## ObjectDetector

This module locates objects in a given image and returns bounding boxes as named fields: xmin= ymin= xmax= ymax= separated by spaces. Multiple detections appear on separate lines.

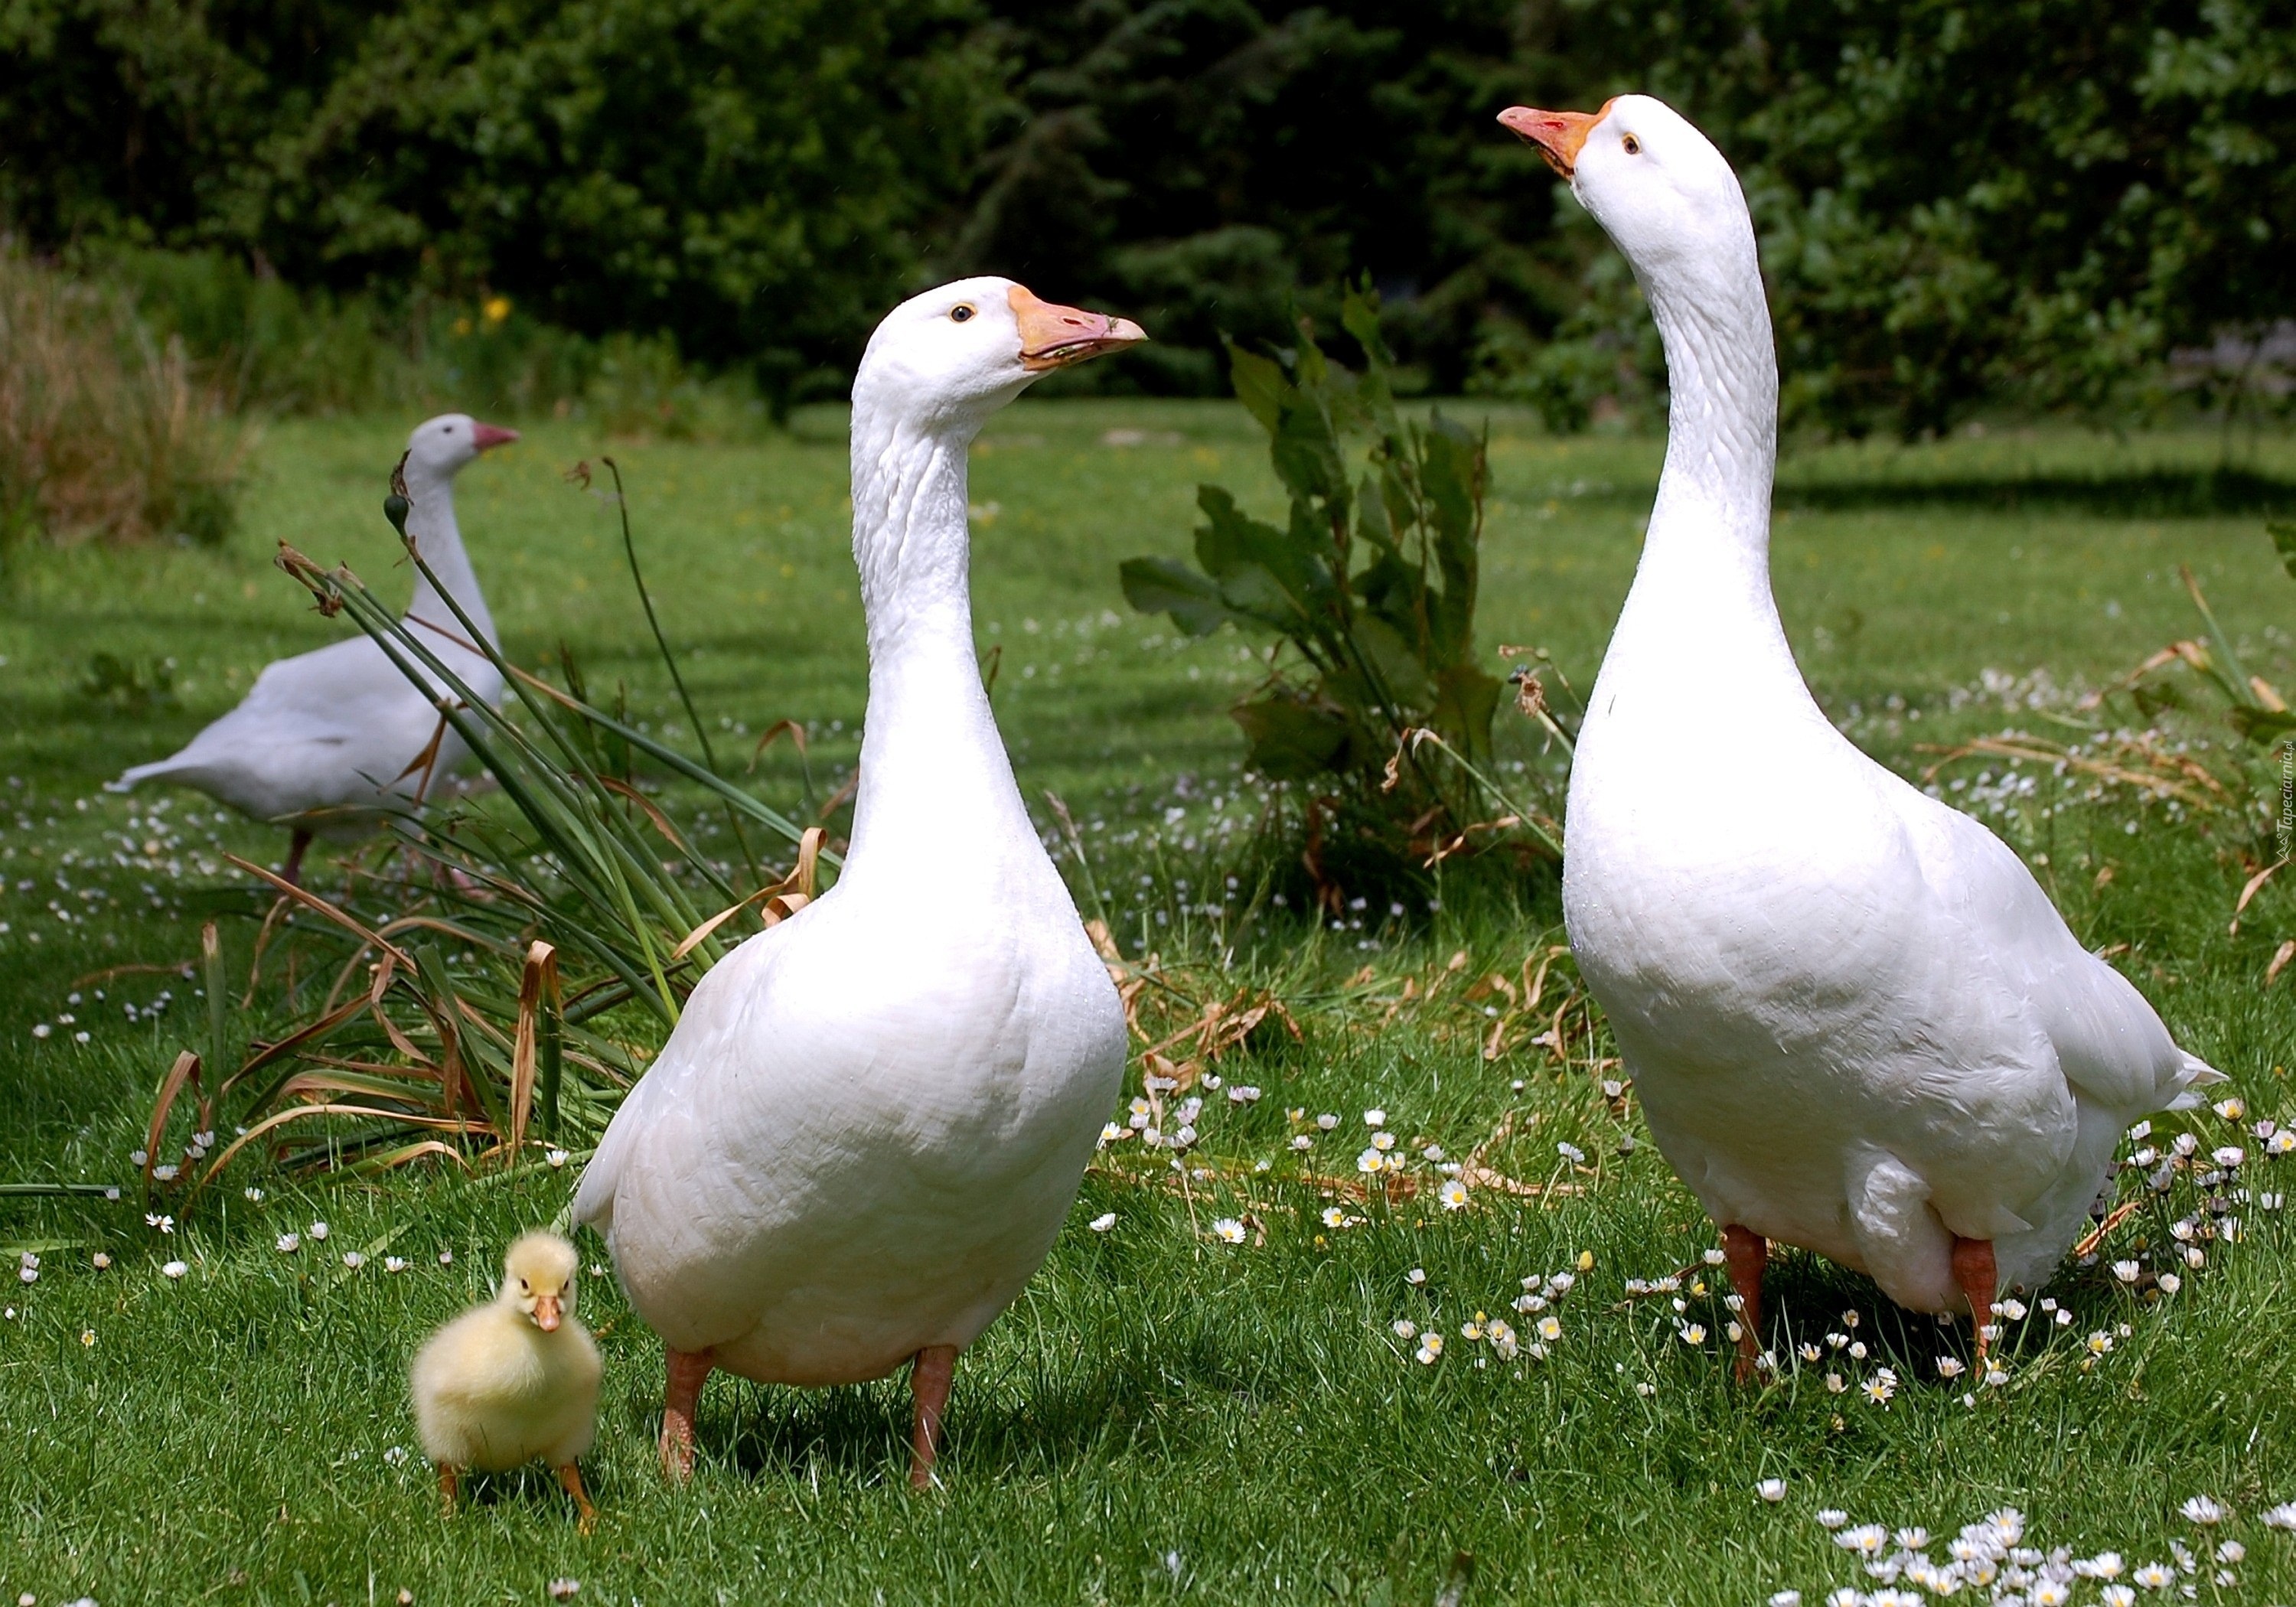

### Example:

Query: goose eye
xmin=519 ymin=1278 xmax=530 ymax=1290
xmin=1623 ymin=135 xmax=1641 ymax=155
xmin=950 ymin=305 xmax=976 ymax=324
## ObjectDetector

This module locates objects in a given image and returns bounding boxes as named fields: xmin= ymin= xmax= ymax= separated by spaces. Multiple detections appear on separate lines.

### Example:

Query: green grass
xmin=1 ymin=406 xmax=2294 ymax=1605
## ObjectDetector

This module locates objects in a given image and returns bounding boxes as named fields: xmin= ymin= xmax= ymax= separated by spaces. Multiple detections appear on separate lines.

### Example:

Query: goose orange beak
xmin=533 ymin=1293 xmax=562 ymax=1331
xmin=1499 ymin=104 xmax=1607 ymax=180
xmin=471 ymin=422 xmax=520 ymax=451
xmin=1009 ymin=286 xmax=1146 ymax=372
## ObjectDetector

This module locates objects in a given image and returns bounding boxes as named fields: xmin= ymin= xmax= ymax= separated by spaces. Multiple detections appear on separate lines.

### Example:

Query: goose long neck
xmin=405 ymin=476 xmax=497 ymax=648
xmin=844 ymin=407 xmax=1033 ymax=869
xmin=1604 ymin=227 xmax=1799 ymax=699
xmin=1640 ymin=249 xmax=1778 ymax=585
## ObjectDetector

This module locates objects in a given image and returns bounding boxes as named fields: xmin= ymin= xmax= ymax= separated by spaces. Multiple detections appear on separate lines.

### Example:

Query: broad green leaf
xmin=1355 ymin=468 xmax=1397 ymax=553
xmin=1432 ymin=666 xmax=1503 ymax=763
xmin=1232 ymin=693 xmax=1355 ymax=779
xmin=2229 ymin=705 xmax=2296 ymax=741
xmin=1349 ymin=614 xmax=1436 ymax=710
xmin=1198 ymin=486 xmax=1332 ymax=618
xmin=1119 ymin=556 xmax=1235 ymax=637
xmin=1270 ymin=398 xmax=1350 ymax=510
xmin=2270 ymin=520 xmax=2296 ymax=582
xmin=1226 ymin=341 xmax=1288 ymax=435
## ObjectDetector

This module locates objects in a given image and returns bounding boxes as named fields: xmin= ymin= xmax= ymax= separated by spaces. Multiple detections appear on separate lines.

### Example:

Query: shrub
xmin=0 ymin=252 xmax=250 ymax=552
xmin=1121 ymin=288 xmax=1540 ymax=874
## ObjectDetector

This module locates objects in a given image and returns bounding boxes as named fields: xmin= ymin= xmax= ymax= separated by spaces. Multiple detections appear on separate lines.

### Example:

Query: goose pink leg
xmin=282 ymin=828 xmax=313 ymax=888
xmin=1722 ymin=1224 xmax=1768 ymax=1384
xmin=660 ymin=1345 xmax=714 ymax=1482
xmin=1952 ymin=1236 xmax=1998 ymax=1363
xmin=909 ymin=1344 xmax=957 ymax=1490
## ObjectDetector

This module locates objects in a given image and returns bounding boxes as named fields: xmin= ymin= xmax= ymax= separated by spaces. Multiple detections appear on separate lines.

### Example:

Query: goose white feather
xmin=112 ymin=413 xmax=514 ymax=847
xmin=572 ymin=279 xmax=1140 ymax=1479
xmin=1503 ymin=96 xmax=2221 ymax=1327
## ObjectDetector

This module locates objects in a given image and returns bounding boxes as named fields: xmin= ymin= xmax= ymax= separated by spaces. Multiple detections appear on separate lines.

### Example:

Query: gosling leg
xmin=556 ymin=1462 xmax=598 ymax=1534
xmin=1721 ymin=1224 xmax=1769 ymax=1384
xmin=908 ymin=1344 xmax=958 ymax=1490
xmin=1952 ymin=1236 xmax=1998 ymax=1363
xmin=436 ymin=1462 xmax=459 ymax=1517
xmin=660 ymin=1344 xmax=714 ymax=1483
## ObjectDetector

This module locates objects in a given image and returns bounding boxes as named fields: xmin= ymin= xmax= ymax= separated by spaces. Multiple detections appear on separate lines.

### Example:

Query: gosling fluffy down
xmin=412 ymin=1232 xmax=602 ymax=1480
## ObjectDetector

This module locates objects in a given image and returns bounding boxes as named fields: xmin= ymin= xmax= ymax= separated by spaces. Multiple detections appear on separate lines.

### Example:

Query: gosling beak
xmin=1498 ymin=104 xmax=1606 ymax=181
xmin=471 ymin=421 xmax=520 ymax=452
xmin=532 ymin=1293 xmax=562 ymax=1332
xmin=1009 ymin=285 xmax=1146 ymax=373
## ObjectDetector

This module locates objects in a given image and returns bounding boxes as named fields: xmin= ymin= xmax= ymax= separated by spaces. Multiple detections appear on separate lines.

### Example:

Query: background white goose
xmin=573 ymin=278 xmax=1140 ymax=1486
xmin=1500 ymin=96 xmax=2222 ymax=1370
xmin=113 ymin=413 xmax=515 ymax=882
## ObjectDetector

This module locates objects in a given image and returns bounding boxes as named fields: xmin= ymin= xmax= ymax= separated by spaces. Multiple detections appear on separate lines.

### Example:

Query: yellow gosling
xmin=411 ymin=1231 xmax=602 ymax=1531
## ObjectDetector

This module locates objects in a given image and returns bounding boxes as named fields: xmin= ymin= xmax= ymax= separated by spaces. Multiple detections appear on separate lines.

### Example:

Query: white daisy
xmin=1211 ymin=1217 xmax=1244 ymax=1244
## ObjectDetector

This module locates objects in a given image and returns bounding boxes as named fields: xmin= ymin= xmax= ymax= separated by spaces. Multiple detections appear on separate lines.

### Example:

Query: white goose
xmin=1500 ymin=97 xmax=2221 ymax=1367
xmin=573 ymin=279 xmax=1140 ymax=1485
xmin=113 ymin=413 xmax=516 ymax=883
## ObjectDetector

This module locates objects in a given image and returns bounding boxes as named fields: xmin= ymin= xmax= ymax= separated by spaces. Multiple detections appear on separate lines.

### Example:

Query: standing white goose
xmin=573 ymin=279 xmax=1140 ymax=1485
xmin=113 ymin=413 xmax=517 ymax=883
xmin=1499 ymin=97 xmax=2221 ymax=1370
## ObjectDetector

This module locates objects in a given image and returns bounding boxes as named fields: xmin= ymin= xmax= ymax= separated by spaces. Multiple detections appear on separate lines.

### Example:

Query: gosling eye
xmin=950 ymin=304 xmax=977 ymax=324
xmin=1622 ymin=134 xmax=1641 ymax=155
xmin=519 ymin=1277 xmax=530 ymax=1291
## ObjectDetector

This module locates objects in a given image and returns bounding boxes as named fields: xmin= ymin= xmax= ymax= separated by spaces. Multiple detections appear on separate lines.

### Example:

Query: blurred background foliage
xmin=2 ymin=0 xmax=2291 ymax=437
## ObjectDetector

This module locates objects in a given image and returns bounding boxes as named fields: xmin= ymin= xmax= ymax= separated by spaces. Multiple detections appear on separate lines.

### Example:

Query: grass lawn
xmin=1 ymin=403 xmax=2294 ymax=1605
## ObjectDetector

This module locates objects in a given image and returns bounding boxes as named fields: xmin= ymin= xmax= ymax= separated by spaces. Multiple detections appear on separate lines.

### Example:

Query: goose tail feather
xmin=109 ymin=758 xmax=189 ymax=792
xmin=2164 ymin=1051 xmax=2229 ymax=1111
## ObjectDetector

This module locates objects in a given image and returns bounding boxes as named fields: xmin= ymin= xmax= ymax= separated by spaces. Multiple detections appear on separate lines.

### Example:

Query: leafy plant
xmin=1121 ymin=288 xmax=1534 ymax=861
xmin=142 ymin=470 xmax=837 ymax=1191
xmin=0 ymin=252 xmax=249 ymax=551
xmin=77 ymin=651 xmax=178 ymax=712
xmin=2107 ymin=528 xmax=2294 ymax=751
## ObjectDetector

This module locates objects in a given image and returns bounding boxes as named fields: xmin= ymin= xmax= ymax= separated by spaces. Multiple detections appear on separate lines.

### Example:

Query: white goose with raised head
xmin=573 ymin=279 xmax=1140 ymax=1486
xmin=113 ymin=412 xmax=516 ymax=882
xmin=1499 ymin=96 xmax=2220 ymax=1371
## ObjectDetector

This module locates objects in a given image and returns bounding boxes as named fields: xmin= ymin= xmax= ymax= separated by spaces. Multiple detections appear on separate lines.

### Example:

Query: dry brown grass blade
xmin=69 ymin=960 xmax=192 ymax=991
xmin=193 ymin=1103 xmax=486 ymax=1195
xmin=598 ymin=775 xmax=694 ymax=852
xmin=389 ymin=710 xmax=452 ymax=801
xmin=219 ymin=990 xmax=375 ymax=1104
xmin=266 ymin=1071 xmax=442 ymax=1103
xmin=2268 ymin=940 xmax=2294 ymax=988
xmin=2073 ymin=1200 xmax=2145 ymax=1259
xmin=669 ymin=827 xmax=822 ymax=961
xmin=1918 ymin=735 xmax=2225 ymax=806
xmin=347 ymin=1139 xmax=472 ymax=1177
xmin=241 ymin=893 xmax=300 ymax=1007
xmin=816 ymin=769 xmax=859 ymax=822
xmin=143 ymin=1051 xmax=203 ymax=1188
xmin=509 ymin=940 xmax=559 ymax=1159
xmin=2232 ymin=860 xmax=2286 ymax=928
xmin=367 ymin=955 xmax=437 ymax=1071
xmin=2076 ymin=642 xmax=2205 ymax=710
xmin=223 ymin=855 xmax=417 ymax=968
xmin=748 ymin=718 xmax=809 ymax=771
